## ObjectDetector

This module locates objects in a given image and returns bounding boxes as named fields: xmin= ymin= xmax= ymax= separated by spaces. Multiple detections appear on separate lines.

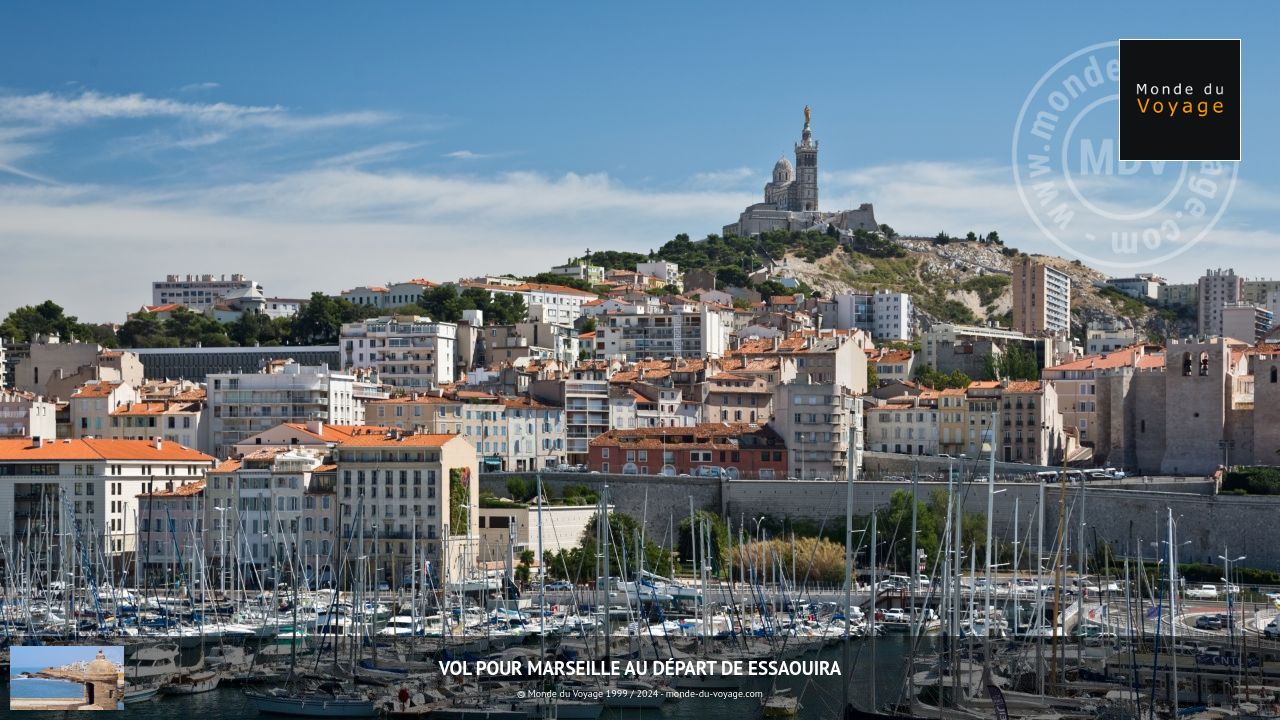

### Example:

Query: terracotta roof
xmin=142 ymin=303 xmax=183 ymax=313
xmin=209 ymin=458 xmax=243 ymax=473
xmin=110 ymin=401 xmax=200 ymax=416
xmin=770 ymin=295 xmax=799 ymax=305
xmin=0 ymin=438 xmax=213 ymax=462
xmin=72 ymin=382 xmax=122 ymax=399
xmin=313 ymin=463 xmax=338 ymax=473
xmin=337 ymin=432 xmax=458 ymax=448
xmin=1044 ymin=344 xmax=1165 ymax=373
xmin=1004 ymin=380 xmax=1043 ymax=393
xmin=280 ymin=423 xmax=397 ymax=443
xmin=590 ymin=423 xmax=781 ymax=450
xmin=875 ymin=350 xmax=913 ymax=364
xmin=139 ymin=479 xmax=206 ymax=498
xmin=967 ymin=381 xmax=1001 ymax=390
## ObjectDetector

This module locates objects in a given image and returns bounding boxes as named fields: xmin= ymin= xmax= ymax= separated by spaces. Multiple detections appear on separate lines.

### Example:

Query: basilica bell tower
xmin=793 ymin=105 xmax=819 ymax=212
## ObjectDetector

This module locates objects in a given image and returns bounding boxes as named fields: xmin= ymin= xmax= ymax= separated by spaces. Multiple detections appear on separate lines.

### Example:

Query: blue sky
xmin=0 ymin=2 xmax=1276 ymax=321
xmin=11 ymin=645 xmax=123 ymax=673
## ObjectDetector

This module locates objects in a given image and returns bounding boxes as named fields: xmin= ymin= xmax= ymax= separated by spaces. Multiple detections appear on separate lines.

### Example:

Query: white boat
xmin=124 ymin=683 xmax=161 ymax=703
xmin=162 ymin=669 xmax=222 ymax=695
xmin=125 ymin=642 xmax=180 ymax=681
xmin=245 ymin=687 xmax=379 ymax=717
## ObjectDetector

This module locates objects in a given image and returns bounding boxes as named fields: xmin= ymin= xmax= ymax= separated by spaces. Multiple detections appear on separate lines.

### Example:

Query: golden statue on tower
xmin=804 ymin=105 xmax=811 ymax=125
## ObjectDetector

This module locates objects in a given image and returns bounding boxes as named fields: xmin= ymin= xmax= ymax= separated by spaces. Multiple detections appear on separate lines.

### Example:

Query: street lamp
xmin=1217 ymin=552 xmax=1246 ymax=647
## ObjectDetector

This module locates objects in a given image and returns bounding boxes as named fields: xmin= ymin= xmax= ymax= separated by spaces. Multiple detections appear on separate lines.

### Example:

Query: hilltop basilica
xmin=723 ymin=106 xmax=880 ymax=238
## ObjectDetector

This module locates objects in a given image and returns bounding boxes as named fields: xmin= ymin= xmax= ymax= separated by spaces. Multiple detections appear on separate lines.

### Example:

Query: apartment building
xmin=867 ymin=393 xmax=939 ymax=456
xmin=334 ymin=431 xmax=478 ymax=588
xmin=733 ymin=331 xmax=869 ymax=394
xmin=587 ymin=423 xmax=787 ymax=479
xmin=204 ymin=448 xmax=328 ymax=587
xmin=208 ymin=362 xmax=364 ymax=458
xmin=152 ymin=273 xmax=258 ymax=311
xmin=0 ymin=388 xmax=56 ymax=439
xmin=16 ymin=342 xmax=144 ymax=401
xmin=1221 ymin=303 xmax=1273 ymax=343
xmin=135 ymin=479 xmax=206 ymax=583
xmin=530 ymin=364 xmax=611 ymax=465
xmin=339 ymin=279 xmax=438 ymax=309
xmin=0 ymin=437 xmax=214 ymax=570
xmin=340 ymin=315 xmax=457 ymax=389
xmin=770 ymin=380 xmax=862 ymax=480
xmin=1198 ymin=268 xmax=1244 ymax=337
xmin=476 ymin=502 xmax=603 ymax=569
xmin=366 ymin=392 xmax=567 ymax=471
xmin=703 ymin=372 xmax=773 ymax=424
xmin=997 ymin=380 xmax=1063 ymax=465
xmin=595 ymin=302 xmax=731 ymax=362
xmin=1012 ymin=257 xmax=1071 ymax=336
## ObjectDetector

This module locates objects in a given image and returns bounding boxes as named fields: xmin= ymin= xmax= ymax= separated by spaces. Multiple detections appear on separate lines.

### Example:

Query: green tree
xmin=117 ymin=312 xmax=166 ymax=347
xmin=0 ymin=300 xmax=97 ymax=343
xmin=980 ymin=344 xmax=1040 ymax=381
xmin=867 ymin=363 xmax=880 ymax=389
xmin=875 ymin=490 xmax=941 ymax=572
xmin=505 ymin=476 xmax=536 ymax=502
xmin=163 ymin=308 xmax=229 ymax=346
xmin=291 ymin=292 xmax=349 ymax=344
xmin=677 ymin=511 xmax=730 ymax=576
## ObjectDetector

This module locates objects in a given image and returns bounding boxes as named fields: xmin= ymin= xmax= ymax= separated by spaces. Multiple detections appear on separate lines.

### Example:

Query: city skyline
xmin=1 ymin=2 xmax=1277 ymax=321
xmin=10 ymin=645 xmax=124 ymax=673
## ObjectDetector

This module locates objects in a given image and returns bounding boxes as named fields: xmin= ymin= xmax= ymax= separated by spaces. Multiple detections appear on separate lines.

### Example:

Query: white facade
xmin=596 ymin=303 xmax=730 ymax=361
xmin=871 ymin=290 xmax=913 ymax=341
xmin=208 ymin=363 xmax=361 ymax=458
xmin=153 ymin=274 xmax=258 ymax=311
xmin=340 ymin=316 xmax=457 ymax=389
xmin=1085 ymin=323 xmax=1138 ymax=355
xmin=867 ymin=400 xmax=939 ymax=456
xmin=0 ymin=437 xmax=214 ymax=560
xmin=0 ymin=389 xmax=56 ymax=439
xmin=635 ymin=261 xmax=680 ymax=284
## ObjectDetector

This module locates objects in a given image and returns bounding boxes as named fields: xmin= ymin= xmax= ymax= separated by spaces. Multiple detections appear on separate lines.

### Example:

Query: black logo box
xmin=1119 ymin=39 xmax=1240 ymax=162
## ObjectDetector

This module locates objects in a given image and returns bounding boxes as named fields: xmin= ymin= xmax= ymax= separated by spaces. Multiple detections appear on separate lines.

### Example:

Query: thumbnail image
xmin=9 ymin=646 xmax=124 ymax=711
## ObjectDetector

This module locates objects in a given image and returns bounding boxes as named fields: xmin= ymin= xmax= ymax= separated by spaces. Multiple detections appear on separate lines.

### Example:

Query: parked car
xmin=1195 ymin=615 xmax=1223 ymax=630
xmin=1186 ymin=584 xmax=1220 ymax=599
xmin=544 ymin=580 xmax=573 ymax=591
xmin=1264 ymin=618 xmax=1279 ymax=639
xmin=881 ymin=608 xmax=907 ymax=622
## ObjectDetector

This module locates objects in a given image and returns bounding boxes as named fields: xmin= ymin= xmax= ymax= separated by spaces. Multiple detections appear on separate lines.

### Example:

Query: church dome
xmin=772 ymin=156 xmax=794 ymax=182
xmin=85 ymin=650 xmax=117 ymax=679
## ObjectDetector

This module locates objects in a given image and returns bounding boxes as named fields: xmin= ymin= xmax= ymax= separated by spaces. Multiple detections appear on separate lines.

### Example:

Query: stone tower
xmin=792 ymin=105 xmax=819 ymax=212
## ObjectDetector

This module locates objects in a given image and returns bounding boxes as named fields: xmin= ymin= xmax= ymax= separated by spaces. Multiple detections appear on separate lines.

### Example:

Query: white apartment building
xmin=152 ymin=274 xmax=259 ymax=311
xmin=871 ymin=290 xmax=913 ymax=341
xmin=366 ymin=393 xmax=567 ymax=472
xmin=1085 ymin=322 xmax=1138 ymax=355
xmin=340 ymin=316 xmax=457 ymax=389
xmin=0 ymin=437 xmax=214 ymax=566
xmin=595 ymin=303 xmax=730 ymax=361
xmin=635 ymin=261 xmax=681 ymax=287
xmin=867 ymin=397 xmax=940 ymax=456
xmin=339 ymin=279 xmax=438 ymax=309
xmin=208 ymin=362 xmax=362 ymax=458
xmin=476 ymin=502 xmax=604 ymax=569
xmin=205 ymin=448 xmax=327 ymax=584
xmin=530 ymin=365 xmax=611 ymax=464
xmin=0 ymin=389 xmax=56 ymax=439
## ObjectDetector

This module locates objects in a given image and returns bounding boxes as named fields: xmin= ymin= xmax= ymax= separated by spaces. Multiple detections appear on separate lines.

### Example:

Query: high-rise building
xmin=1197 ymin=268 xmax=1244 ymax=337
xmin=152 ymin=274 xmax=259 ymax=311
xmin=208 ymin=362 xmax=363 ymax=458
xmin=340 ymin=315 xmax=458 ymax=389
xmin=1012 ymin=257 xmax=1071 ymax=336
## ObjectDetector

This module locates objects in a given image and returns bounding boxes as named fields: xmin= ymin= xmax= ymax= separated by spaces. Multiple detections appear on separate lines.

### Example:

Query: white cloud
xmin=179 ymin=82 xmax=221 ymax=92
xmin=688 ymin=167 xmax=758 ymax=190
xmin=0 ymin=90 xmax=393 ymax=133
xmin=319 ymin=142 xmax=424 ymax=168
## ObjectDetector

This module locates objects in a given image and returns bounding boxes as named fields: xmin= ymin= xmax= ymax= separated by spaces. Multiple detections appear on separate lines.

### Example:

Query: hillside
xmin=618 ymin=229 xmax=1196 ymax=343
